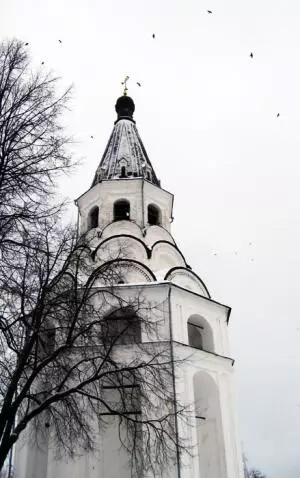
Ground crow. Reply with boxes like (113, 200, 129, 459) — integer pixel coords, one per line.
(25, 42, 29, 46)
(90, 135, 94, 139)
(41, 62, 44, 65)
(250, 52, 254, 58)
(277, 113, 280, 117)
(58, 40, 62, 44)
(207, 10, 212, 14)
(137, 82, 141, 87)
(152, 33, 155, 39)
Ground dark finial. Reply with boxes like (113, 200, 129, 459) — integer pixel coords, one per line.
(115, 96, 135, 123)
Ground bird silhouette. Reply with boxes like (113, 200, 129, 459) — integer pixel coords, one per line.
(277, 113, 280, 117)
(207, 10, 212, 14)
(25, 42, 29, 46)
(137, 82, 141, 87)
(250, 52, 254, 58)
(41, 62, 44, 65)
(152, 33, 155, 39)
(58, 40, 62, 44)
(90, 135, 94, 139)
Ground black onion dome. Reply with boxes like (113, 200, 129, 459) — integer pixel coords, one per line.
(115, 96, 135, 122)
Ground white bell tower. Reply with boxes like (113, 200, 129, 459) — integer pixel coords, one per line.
(14, 94, 243, 478)
(75, 94, 243, 478)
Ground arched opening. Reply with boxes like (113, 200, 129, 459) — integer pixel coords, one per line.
(188, 321, 203, 349)
(120, 166, 126, 178)
(89, 206, 99, 229)
(193, 372, 226, 478)
(187, 315, 214, 353)
(114, 199, 130, 221)
(147, 204, 161, 226)
(102, 308, 141, 345)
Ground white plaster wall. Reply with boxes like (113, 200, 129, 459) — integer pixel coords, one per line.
(169, 285, 230, 357)
(76, 179, 173, 234)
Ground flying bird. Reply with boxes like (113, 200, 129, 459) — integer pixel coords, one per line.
(25, 42, 29, 46)
(58, 40, 62, 44)
(137, 82, 142, 87)
(277, 113, 280, 117)
(250, 52, 254, 58)
(207, 10, 212, 14)
(90, 135, 94, 139)
(152, 33, 155, 39)
(41, 62, 44, 65)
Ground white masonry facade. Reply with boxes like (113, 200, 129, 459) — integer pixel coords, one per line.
(15, 95, 243, 478)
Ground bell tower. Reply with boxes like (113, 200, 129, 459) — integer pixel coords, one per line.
(75, 94, 243, 478)
(14, 94, 243, 478)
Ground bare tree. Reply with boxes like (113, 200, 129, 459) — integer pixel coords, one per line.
(243, 453, 267, 478)
(0, 222, 182, 476)
(0, 39, 184, 477)
(0, 38, 72, 255)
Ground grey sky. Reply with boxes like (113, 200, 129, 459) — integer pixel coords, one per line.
(1, 0, 300, 476)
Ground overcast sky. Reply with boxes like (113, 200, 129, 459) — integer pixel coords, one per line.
(2, 0, 300, 476)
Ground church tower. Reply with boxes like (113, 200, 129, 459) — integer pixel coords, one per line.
(14, 93, 243, 478)
(74, 94, 243, 478)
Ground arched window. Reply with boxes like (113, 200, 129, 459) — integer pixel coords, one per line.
(188, 321, 203, 350)
(89, 206, 99, 229)
(147, 204, 161, 226)
(114, 199, 130, 221)
(187, 315, 214, 352)
(102, 308, 141, 345)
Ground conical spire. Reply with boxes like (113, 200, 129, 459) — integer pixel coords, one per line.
(92, 96, 160, 187)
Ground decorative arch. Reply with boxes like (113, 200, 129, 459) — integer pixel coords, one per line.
(147, 204, 161, 226)
(187, 314, 214, 353)
(88, 205, 99, 229)
(93, 258, 157, 285)
(92, 234, 151, 261)
(164, 267, 210, 298)
(151, 241, 187, 265)
(114, 199, 130, 221)
(144, 225, 176, 247)
(101, 220, 143, 240)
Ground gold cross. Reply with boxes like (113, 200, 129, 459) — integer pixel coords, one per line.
(121, 75, 130, 96)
